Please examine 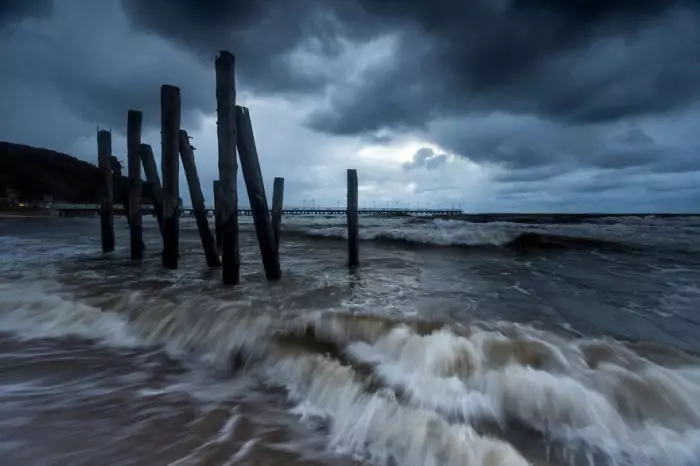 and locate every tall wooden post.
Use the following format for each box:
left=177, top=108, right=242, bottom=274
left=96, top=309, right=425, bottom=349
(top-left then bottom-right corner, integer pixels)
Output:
left=347, top=169, right=359, bottom=267
left=213, top=180, right=223, bottom=251
left=97, top=130, right=114, bottom=253
left=235, top=105, right=281, bottom=280
left=161, top=85, right=181, bottom=269
left=271, top=177, right=284, bottom=253
left=139, top=143, right=164, bottom=239
left=127, top=110, right=144, bottom=260
left=180, top=130, right=221, bottom=267
left=215, top=51, right=240, bottom=284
